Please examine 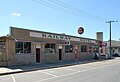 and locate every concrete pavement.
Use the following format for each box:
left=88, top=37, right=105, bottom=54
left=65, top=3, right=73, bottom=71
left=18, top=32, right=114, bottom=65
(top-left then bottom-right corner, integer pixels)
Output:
left=0, top=58, right=112, bottom=75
